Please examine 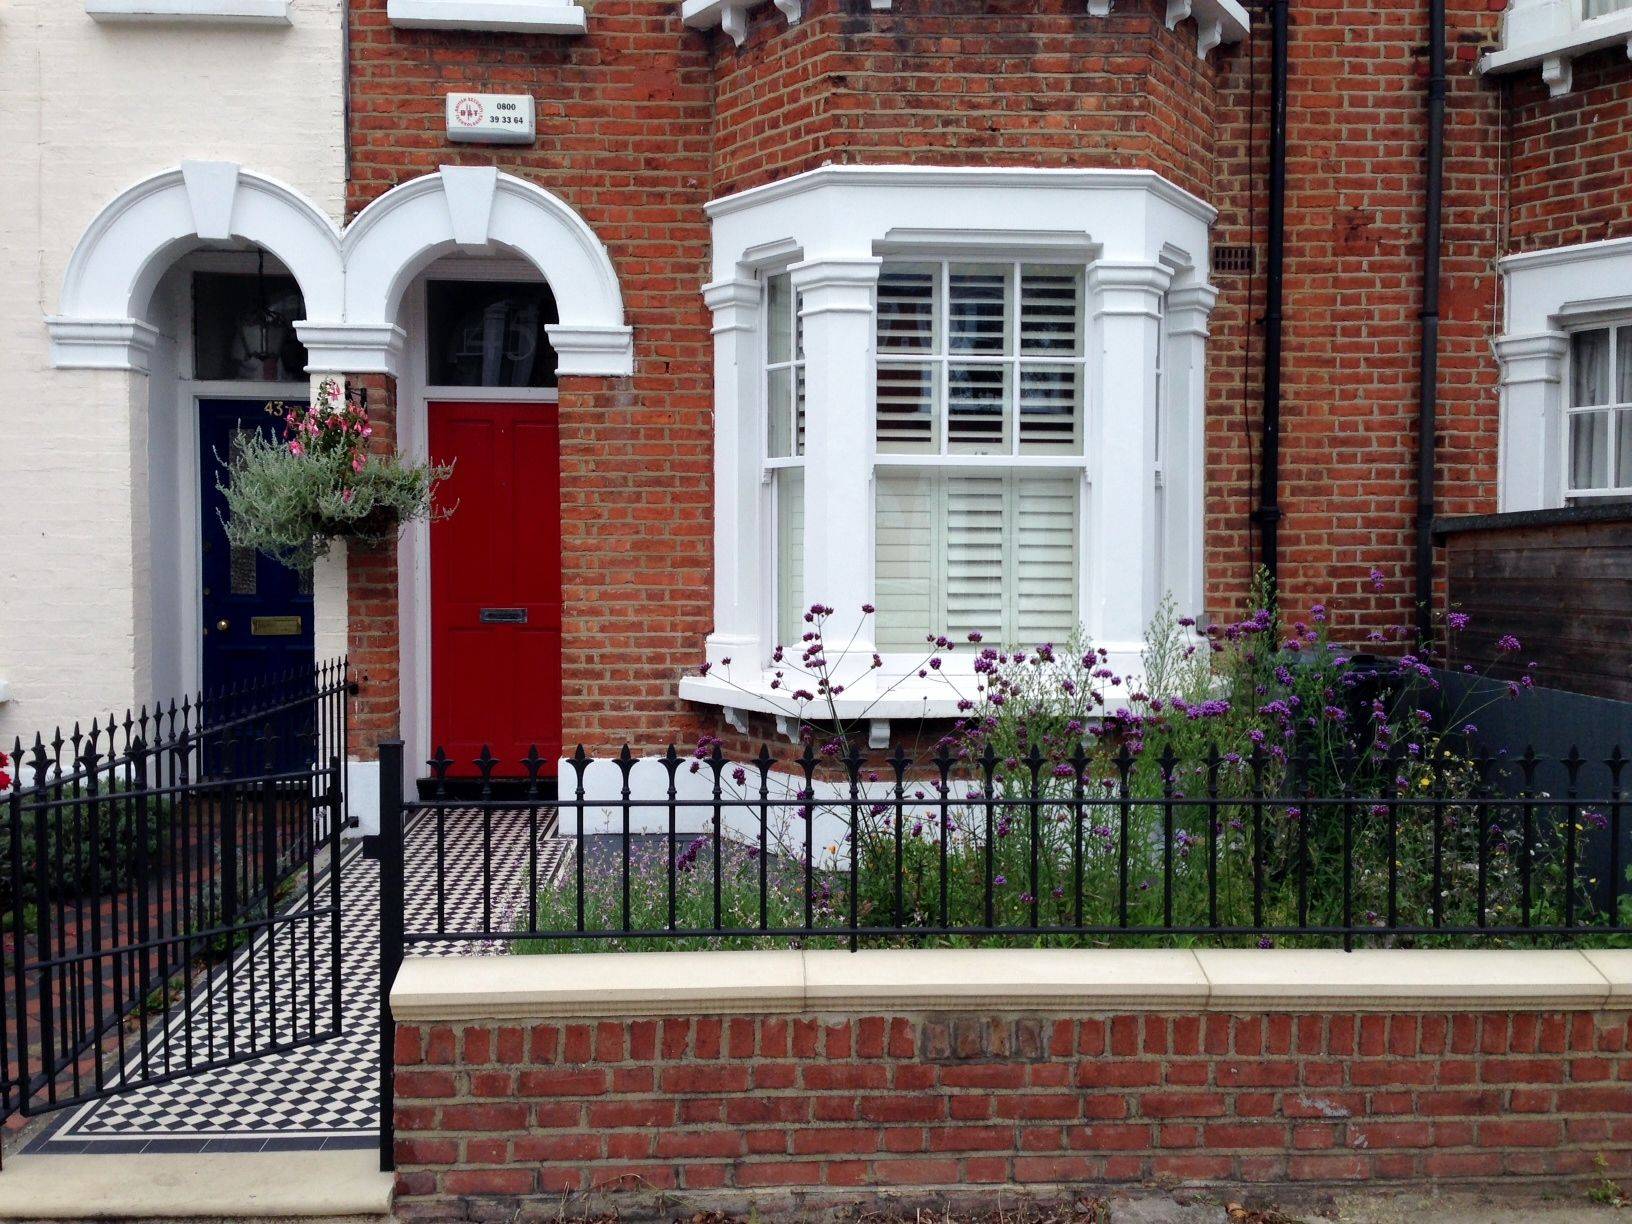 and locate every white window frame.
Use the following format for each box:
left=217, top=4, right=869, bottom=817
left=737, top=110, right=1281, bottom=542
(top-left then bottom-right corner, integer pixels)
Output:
left=1562, top=322, right=1632, bottom=499
left=870, top=258, right=1092, bottom=655
left=1481, top=0, right=1632, bottom=97
left=762, top=269, right=807, bottom=650
left=1496, top=236, right=1632, bottom=510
